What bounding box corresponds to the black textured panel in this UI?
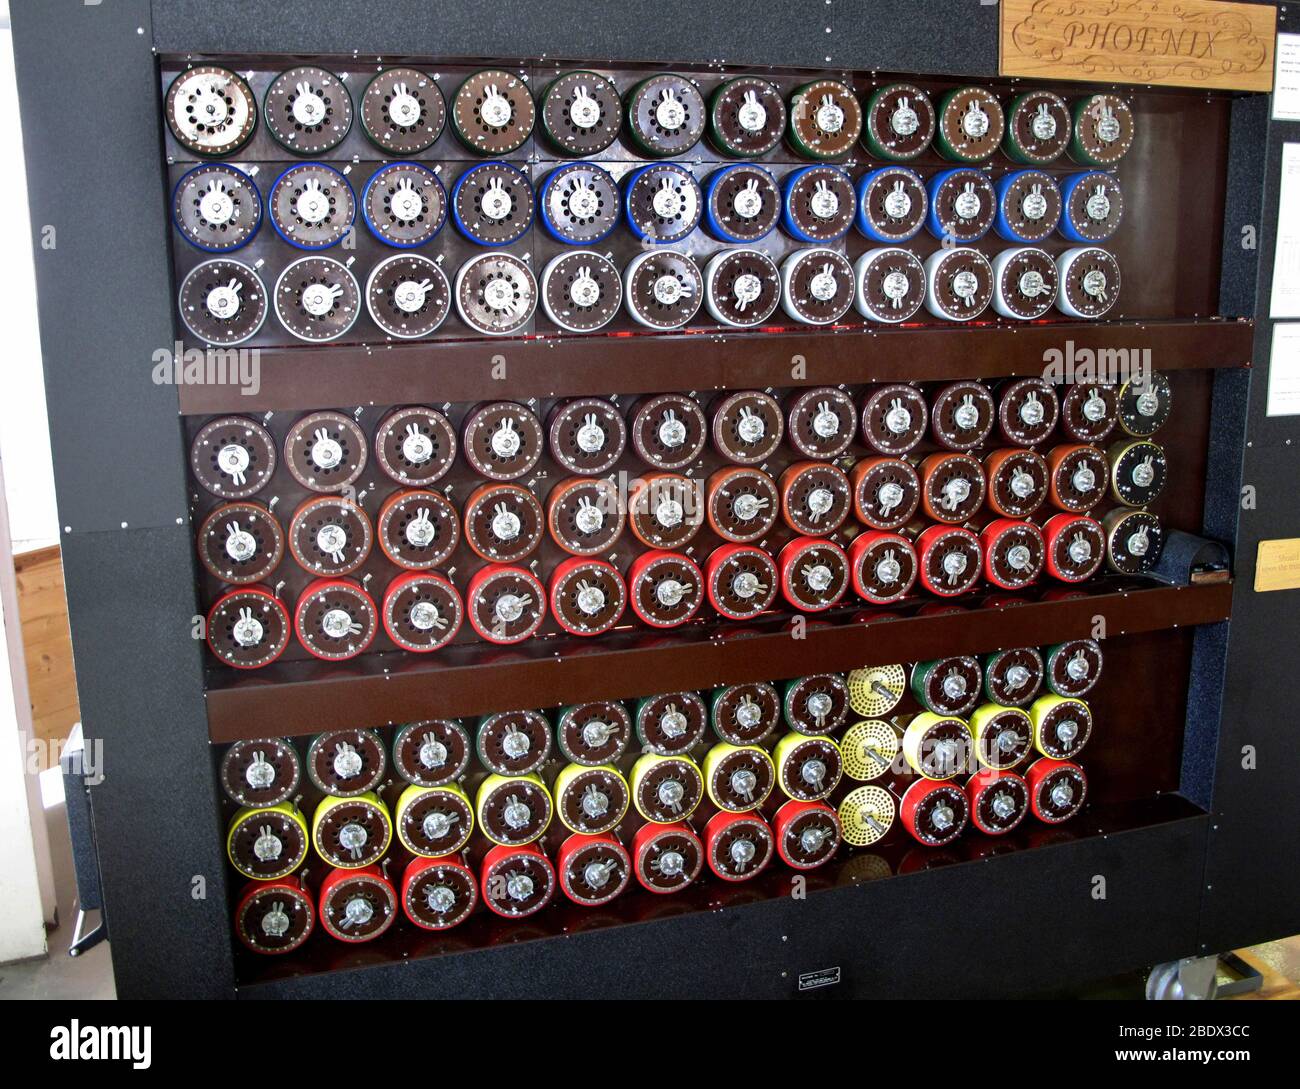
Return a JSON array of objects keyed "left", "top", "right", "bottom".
[
  {"left": 1237, "top": 111, "right": 1300, "bottom": 444},
  {"left": 62, "top": 527, "right": 236, "bottom": 1000},
  {"left": 1179, "top": 621, "right": 1228, "bottom": 811},
  {"left": 151, "top": 0, "right": 999, "bottom": 76},
  {"left": 12, "top": 0, "right": 189, "bottom": 533},
  {"left": 1219, "top": 96, "right": 1268, "bottom": 320},
  {"left": 1202, "top": 368, "right": 1251, "bottom": 548},
  {"left": 59, "top": 726, "right": 103, "bottom": 911},
  {"left": 1201, "top": 585, "right": 1300, "bottom": 952},
  {"left": 1199, "top": 0, "right": 1300, "bottom": 953}
]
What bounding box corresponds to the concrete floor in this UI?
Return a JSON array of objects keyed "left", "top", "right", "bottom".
[{"left": 0, "top": 771, "right": 114, "bottom": 999}]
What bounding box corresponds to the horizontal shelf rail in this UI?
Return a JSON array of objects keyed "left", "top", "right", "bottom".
[
  {"left": 179, "top": 318, "right": 1253, "bottom": 416},
  {"left": 206, "top": 579, "right": 1232, "bottom": 742}
]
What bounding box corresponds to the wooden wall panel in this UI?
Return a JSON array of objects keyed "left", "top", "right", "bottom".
[{"left": 14, "top": 546, "right": 80, "bottom": 768}]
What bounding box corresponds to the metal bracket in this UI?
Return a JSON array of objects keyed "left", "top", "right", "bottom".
[
  {"left": 1146, "top": 953, "right": 1264, "bottom": 1000},
  {"left": 68, "top": 907, "right": 108, "bottom": 958}
]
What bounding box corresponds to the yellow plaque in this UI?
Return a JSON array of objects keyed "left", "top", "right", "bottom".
[
  {"left": 1255, "top": 538, "right": 1300, "bottom": 592},
  {"left": 1000, "top": 0, "right": 1275, "bottom": 93}
]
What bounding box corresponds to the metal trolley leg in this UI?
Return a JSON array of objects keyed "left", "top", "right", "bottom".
[{"left": 1146, "top": 954, "right": 1263, "bottom": 1000}]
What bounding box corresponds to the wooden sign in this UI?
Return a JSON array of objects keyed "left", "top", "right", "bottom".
[{"left": 1000, "top": 0, "right": 1275, "bottom": 93}]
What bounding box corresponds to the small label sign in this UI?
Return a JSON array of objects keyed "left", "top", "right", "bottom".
[
  {"left": 1000, "top": 0, "right": 1275, "bottom": 93},
  {"left": 798, "top": 966, "right": 841, "bottom": 991},
  {"left": 1255, "top": 538, "right": 1300, "bottom": 593}
]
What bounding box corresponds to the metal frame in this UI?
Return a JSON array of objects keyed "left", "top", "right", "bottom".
[{"left": 8, "top": 0, "right": 1292, "bottom": 999}]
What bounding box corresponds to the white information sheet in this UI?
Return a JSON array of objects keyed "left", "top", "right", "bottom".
[
  {"left": 1269, "top": 144, "right": 1300, "bottom": 318},
  {"left": 1267, "top": 323, "right": 1300, "bottom": 417},
  {"left": 1273, "top": 34, "right": 1300, "bottom": 121}
]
